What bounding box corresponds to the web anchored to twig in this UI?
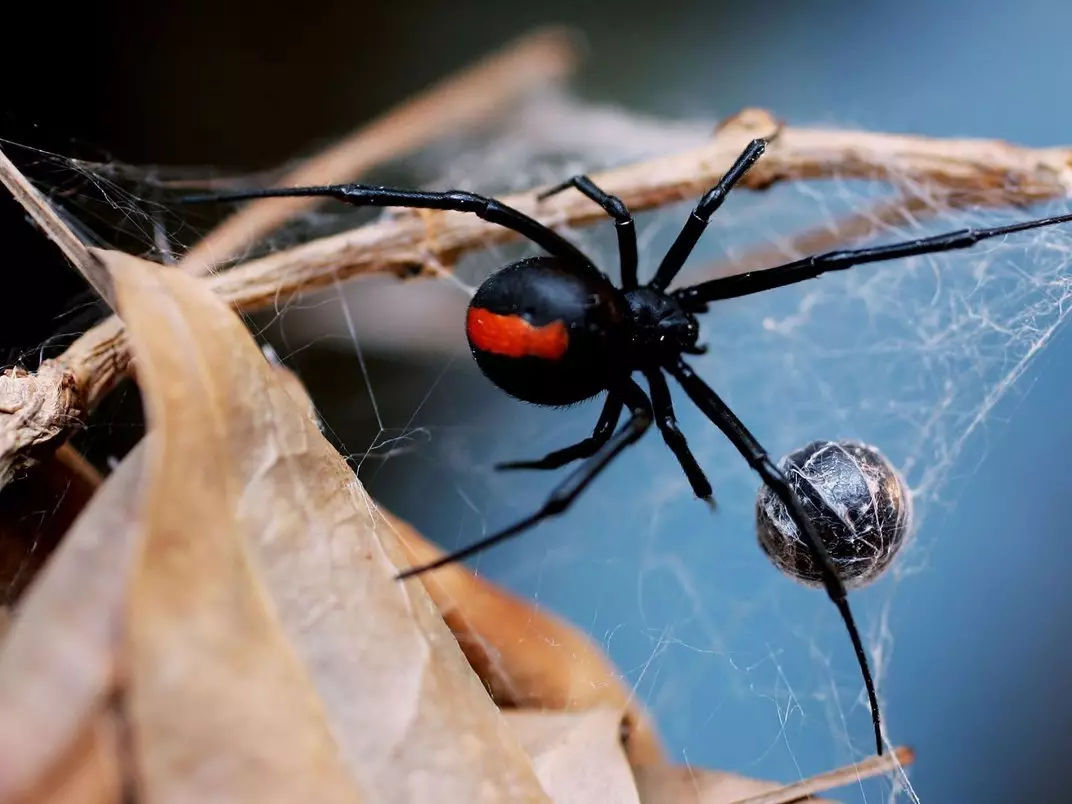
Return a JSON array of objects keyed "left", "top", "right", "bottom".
[{"left": 3, "top": 105, "right": 1072, "bottom": 497}]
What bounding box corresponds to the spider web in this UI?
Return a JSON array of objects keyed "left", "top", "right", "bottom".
[{"left": 10, "top": 88, "right": 1072, "bottom": 803}]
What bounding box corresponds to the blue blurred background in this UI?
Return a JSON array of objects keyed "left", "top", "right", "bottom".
[{"left": 6, "top": 1, "right": 1072, "bottom": 801}]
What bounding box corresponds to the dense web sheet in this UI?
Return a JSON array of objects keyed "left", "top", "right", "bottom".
[{"left": 9, "top": 89, "right": 1072, "bottom": 802}]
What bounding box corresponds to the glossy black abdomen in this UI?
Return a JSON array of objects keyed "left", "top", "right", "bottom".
[{"left": 465, "top": 257, "right": 629, "bottom": 406}]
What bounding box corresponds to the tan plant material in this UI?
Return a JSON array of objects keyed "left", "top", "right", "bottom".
[
  {"left": 0, "top": 246, "right": 917, "bottom": 802},
  {"left": 5, "top": 107, "right": 1072, "bottom": 488},
  {"left": 498, "top": 709, "right": 913, "bottom": 804},
  {"left": 0, "top": 26, "right": 576, "bottom": 490},
  {"left": 388, "top": 511, "right": 664, "bottom": 766},
  {"left": 203, "top": 106, "right": 1072, "bottom": 311},
  {"left": 634, "top": 745, "right": 914, "bottom": 804},
  {"left": 110, "top": 251, "right": 551, "bottom": 802},
  {"left": 0, "top": 436, "right": 145, "bottom": 802},
  {"left": 13, "top": 709, "right": 126, "bottom": 804},
  {"left": 0, "top": 250, "right": 920, "bottom": 803},
  {"left": 506, "top": 709, "right": 641, "bottom": 804}
]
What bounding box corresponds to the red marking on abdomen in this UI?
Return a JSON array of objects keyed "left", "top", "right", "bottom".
[{"left": 466, "top": 307, "right": 569, "bottom": 360}]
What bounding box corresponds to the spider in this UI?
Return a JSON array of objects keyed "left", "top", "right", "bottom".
[{"left": 185, "top": 137, "right": 1072, "bottom": 756}]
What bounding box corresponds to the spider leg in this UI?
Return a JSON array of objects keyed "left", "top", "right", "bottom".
[
  {"left": 675, "top": 210, "right": 1072, "bottom": 309},
  {"left": 181, "top": 184, "right": 598, "bottom": 271},
  {"left": 645, "top": 369, "right": 714, "bottom": 505},
  {"left": 648, "top": 138, "right": 768, "bottom": 292},
  {"left": 664, "top": 356, "right": 883, "bottom": 756},
  {"left": 396, "top": 380, "right": 652, "bottom": 580},
  {"left": 539, "top": 175, "right": 639, "bottom": 290},
  {"left": 496, "top": 393, "right": 623, "bottom": 471}
]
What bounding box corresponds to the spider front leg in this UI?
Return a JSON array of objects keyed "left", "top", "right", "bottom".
[
  {"left": 496, "top": 393, "right": 623, "bottom": 471},
  {"left": 539, "top": 174, "right": 639, "bottom": 290},
  {"left": 645, "top": 369, "right": 714, "bottom": 505},
  {"left": 181, "top": 183, "right": 601, "bottom": 274},
  {"left": 397, "top": 380, "right": 652, "bottom": 580}
]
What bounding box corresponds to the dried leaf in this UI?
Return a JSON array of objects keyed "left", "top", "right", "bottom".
[
  {"left": 17, "top": 709, "right": 125, "bottom": 804},
  {"left": 265, "top": 361, "right": 664, "bottom": 768},
  {"left": 505, "top": 710, "right": 640, "bottom": 804},
  {"left": 120, "top": 290, "right": 365, "bottom": 800},
  {"left": 389, "top": 513, "right": 664, "bottom": 765},
  {"left": 106, "top": 251, "right": 548, "bottom": 803},
  {"left": 0, "top": 441, "right": 145, "bottom": 802}
]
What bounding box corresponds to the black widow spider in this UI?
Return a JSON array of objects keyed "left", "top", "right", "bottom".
[{"left": 185, "top": 137, "right": 1072, "bottom": 756}]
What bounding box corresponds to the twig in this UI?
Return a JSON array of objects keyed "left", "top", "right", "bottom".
[
  {"left": 204, "top": 107, "right": 1072, "bottom": 310},
  {"left": 5, "top": 107, "right": 1072, "bottom": 488},
  {"left": 729, "top": 745, "right": 915, "bottom": 804},
  {"left": 0, "top": 150, "right": 114, "bottom": 307},
  {"left": 178, "top": 26, "right": 579, "bottom": 273}
]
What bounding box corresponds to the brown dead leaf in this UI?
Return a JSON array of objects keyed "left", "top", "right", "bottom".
[
  {"left": 106, "top": 251, "right": 548, "bottom": 803},
  {"left": 119, "top": 278, "right": 364, "bottom": 800},
  {"left": 388, "top": 513, "right": 664, "bottom": 766},
  {"left": 0, "top": 441, "right": 145, "bottom": 802},
  {"left": 266, "top": 357, "right": 664, "bottom": 768},
  {"left": 17, "top": 708, "right": 125, "bottom": 804},
  {"left": 506, "top": 709, "right": 641, "bottom": 804}
]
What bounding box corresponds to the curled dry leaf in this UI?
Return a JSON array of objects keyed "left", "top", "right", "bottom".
[
  {"left": 105, "top": 251, "right": 548, "bottom": 803},
  {"left": 385, "top": 512, "right": 664, "bottom": 766},
  {"left": 265, "top": 356, "right": 664, "bottom": 766},
  {"left": 17, "top": 708, "right": 125, "bottom": 804},
  {"left": 0, "top": 438, "right": 144, "bottom": 802},
  {"left": 0, "top": 362, "right": 87, "bottom": 489},
  {"left": 505, "top": 709, "right": 640, "bottom": 804}
]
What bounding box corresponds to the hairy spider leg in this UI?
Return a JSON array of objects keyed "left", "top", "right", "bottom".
[
  {"left": 396, "top": 380, "right": 653, "bottom": 580},
  {"left": 496, "top": 393, "right": 624, "bottom": 471},
  {"left": 648, "top": 138, "right": 768, "bottom": 292},
  {"left": 664, "top": 356, "right": 883, "bottom": 756},
  {"left": 644, "top": 368, "right": 713, "bottom": 503},
  {"left": 675, "top": 210, "right": 1072, "bottom": 308},
  {"left": 182, "top": 184, "right": 600, "bottom": 274},
  {"left": 538, "top": 175, "right": 640, "bottom": 290}
]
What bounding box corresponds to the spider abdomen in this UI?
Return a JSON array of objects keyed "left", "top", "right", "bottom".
[{"left": 466, "top": 256, "right": 629, "bottom": 406}]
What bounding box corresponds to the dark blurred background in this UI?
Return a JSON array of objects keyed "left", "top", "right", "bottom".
[{"left": 5, "top": 2, "right": 1072, "bottom": 801}]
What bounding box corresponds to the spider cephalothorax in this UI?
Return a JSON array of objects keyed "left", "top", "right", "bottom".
[{"left": 185, "top": 137, "right": 1072, "bottom": 756}]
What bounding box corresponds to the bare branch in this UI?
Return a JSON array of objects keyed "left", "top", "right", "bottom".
[
  {"left": 208, "top": 108, "right": 1072, "bottom": 310},
  {"left": 728, "top": 745, "right": 915, "bottom": 804}
]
